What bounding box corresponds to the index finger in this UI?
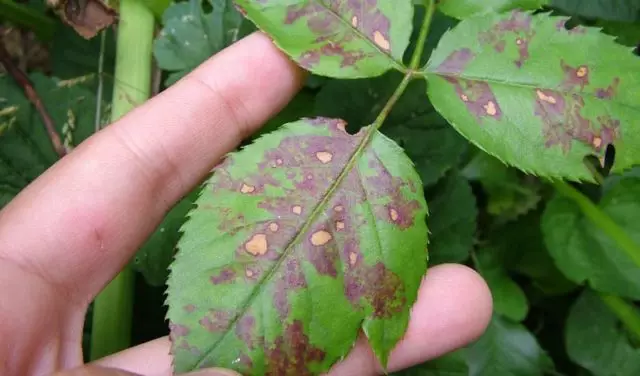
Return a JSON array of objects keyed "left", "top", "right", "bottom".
[{"left": 0, "top": 32, "right": 305, "bottom": 302}]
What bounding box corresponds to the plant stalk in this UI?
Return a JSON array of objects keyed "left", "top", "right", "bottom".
[
  {"left": 0, "top": 0, "right": 56, "bottom": 41},
  {"left": 90, "top": 0, "right": 154, "bottom": 360},
  {"left": 552, "top": 180, "right": 640, "bottom": 269},
  {"left": 409, "top": 0, "right": 436, "bottom": 70},
  {"left": 599, "top": 292, "right": 640, "bottom": 343}
]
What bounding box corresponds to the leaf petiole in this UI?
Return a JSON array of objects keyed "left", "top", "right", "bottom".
[
  {"left": 598, "top": 292, "right": 640, "bottom": 343},
  {"left": 551, "top": 180, "right": 640, "bottom": 269},
  {"left": 409, "top": 0, "right": 436, "bottom": 70}
]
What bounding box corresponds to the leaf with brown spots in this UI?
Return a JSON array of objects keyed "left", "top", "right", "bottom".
[
  {"left": 424, "top": 10, "right": 640, "bottom": 181},
  {"left": 232, "top": 0, "right": 414, "bottom": 78},
  {"left": 51, "top": 0, "right": 118, "bottom": 39},
  {"left": 438, "top": 0, "right": 549, "bottom": 20},
  {"left": 167, "top": 118, "right": 428, "bottom": 374}
]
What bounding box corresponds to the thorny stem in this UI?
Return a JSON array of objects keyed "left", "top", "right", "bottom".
[
  {"left": 552, "top": 180, "right": 640, "bottom": 269},
  {"left": 409, "top": 0, "right": 436, "bottom": 70},
  {"left": 598, "top": 292, "right": 640, "bottom": 343},
  {"left": 0, "top": 39, "right": 68, "bottom": 157}
]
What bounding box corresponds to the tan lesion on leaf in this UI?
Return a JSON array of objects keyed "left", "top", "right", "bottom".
[
  {"left": 336, "top": 221, "right": 345, "bottom": 231},
  {"left": 240, "top": 183, "right": 256, "bottom": 194},
  {"left": 536, "top": 90, "right": 557, "bottom": 104},
  {"left": 310, "top": 230, "right": 332, "bottom": 246},
  {"left": 373, "top": 30, "right": 390, "bottom": 51},
  {"left": 334, "top": 205, "right": 344, "bottom": 212},
  {"left": 576, "top": 66, "right": 588, "bottom": 78},
  {"left": 351, "top": 16, "right": 358, "bottom": 27},
  {"left": 389, "top": 208, "right": 399, "bottom": 222},
  {"left": 245, "top": 234, "right": 268, "bottom": 256},
  {"left": 269, "top": 222, "right": 279, "bottom": 232},
  {"left": 484, "top": 101, "right": 498, "bottom": 116},
  {"left": 315, "top": 151, "right": 333, "bottom": 164},
  {"left": 292, "top": 205, "right": 303, "bottom": 215}
]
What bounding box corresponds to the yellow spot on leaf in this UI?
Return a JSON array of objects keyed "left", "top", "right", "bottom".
[
  {"left": 484, "top": 101, "right": 497, "bottom": 116},
  {"left": 576, "top": 66, "right": 588, "bottom": 78},
  {"left": 351, "top": 16, "right": 358, "bottom": 27},
  {"left": 516, "top": 38, "right": 523, "bottom": 45},
  {"left": 373, "top": 31, "right": 390, "bottom": 51},
  {"left": 246, "top": 269, "right": 254, "bottom": 277},
  {"left": 245, "top": 234, "right": 268, "bottom": 256},
  {"left": 349, "top": 251, "right": 358, "bottom": 266},
  {"left": 536, "top": 90, "right": 557, "bottom": 104},
  {"left": 269, "top": 222, "right": 279, "bottom": 232},
  {"left": 336, "top": 221, "right": 345, "bottom": 231},
  {"left": 311, "top": 230, "right": 332, "bottom": 246},
  {"left": 240, "top": 183, "right": 255, "bottom": 194},
  {"left": 460, "top": 94, "right": 469, "bottom": 102},
  {"left": 389, "top": 208, "right": 399, "bottom": 222},
  {"left": 316, "top": 151, "right": 333, "bottom": 164},
  {"left": 593, "top": 136, "right": 602, "bottom": 148},
  {"left": 292, "top": 205, "right": 302, "bottom": 215}
]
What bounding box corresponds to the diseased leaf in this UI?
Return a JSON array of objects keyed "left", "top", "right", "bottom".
[
  {"left": 391, "top": 350, "right": 469, "bottom": 376},
  {"left": 425, "top": 11, "right": 640, "bottom": 181},
  {"left": 0, "top": 73, "right": 106, "bottom": 209},
  {"left": 462, "top": 149, "right": 541, "bottom": 222},
  {"left": 50, "top": 0, "right": 118, "bottom": 39},
  {"left": 153, "top": 0, "right": 252, "bottom": 86},
  {"left": 426, "top": 172, "right": 477, "bottom": 264},
  {"left": 474, "top": 247, "right": 528, "bottom": 322},
  {"left": 466, "top": 315, "right": 554, "bottom": 376},
  {"left": 167, "top": 118, "right": 428, "bottom": 374},
  {"left": 315, "top": 71, "right": 467, "bottom": 186},
  {"left": 542, "top": 177, "right": 640, "bottom": 299},
  {"left": 438, "top": 0, "right": 549, "bottom": 20},
  {"left": 566, "top": 289, "right": 640, "bottom": 376},
  {"left": 234, "top": 0, "right": 414, "bottom": 78},
  {"left": 551, "top": 0, "right": 640, "bottom": 22}
]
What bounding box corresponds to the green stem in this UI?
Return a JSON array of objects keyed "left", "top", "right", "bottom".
[
  {"left": 552, "top": 180, "right": 640, "bottom": 269},
  {"left": 409, "top": 0, "right": 436, "bottom": 70},
  {"left": 0, "top": 0, "right": 56, "bottom": 41},
  {"left": 598, "top": 292, "right": 640, "bottom": 343},
  {"left": 374, "top": 73, "right": 413, "bottom": 130},
  {"left": 90, "top": 0, "right": 154, "bottom": 360}
]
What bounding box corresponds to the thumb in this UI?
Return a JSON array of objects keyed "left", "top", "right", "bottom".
[{"left": 53, "top": 365, "right": 242, "bottom": 376}]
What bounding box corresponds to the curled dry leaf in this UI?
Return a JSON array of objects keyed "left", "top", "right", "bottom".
[
  {"left": 48, "top": 0, "right": 118, "bottom": 39},
  {"left": 167, "top": 118, "right": 428, "bottom": 375}
]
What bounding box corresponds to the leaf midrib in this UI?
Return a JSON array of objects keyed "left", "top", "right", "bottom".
[
  {"left": 192, "top": 124, "right": 379, "bottom": 369},
  {"left": 424, "top": 71, "right": 640, "bottom": 112}
]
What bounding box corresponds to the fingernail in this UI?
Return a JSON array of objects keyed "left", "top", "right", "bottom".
[{"left": 184, "top": 368, "right": 242, "bottom": 376}]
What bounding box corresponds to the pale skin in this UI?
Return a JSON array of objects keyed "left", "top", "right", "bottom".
[{"left": 0, "top": 33, "right": 493, "bottom": 376}]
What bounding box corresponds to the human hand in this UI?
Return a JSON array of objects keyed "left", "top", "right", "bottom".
[{"left": 0, "top": 33, "right": 492, "bottom": 376}]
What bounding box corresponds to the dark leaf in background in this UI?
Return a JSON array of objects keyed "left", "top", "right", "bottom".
[
  {"left": 551, "top": 0, "right": 640, "bottom": 22},
  {"left": 466, "top": 315, "right": 554, "bottom": 376},
  {"left": 153, "top": 0, "right": 253, "bottom": 86},
  {"left": 566, "top": 289, "right": 640, "bottom": 376},
  {"left": 392, "top": 350, "right": 469, "bottom": 376},
  {"left": 426, "top": 171, "right": 477, "bottom": 264},
  {"left": 474, "top": 247, "right": 528, "bottom": 322},
  {"left": 52, "top": 0, "right": 118, "bottom": 39},
  {"left": 542, "top": 177, "right": 640, "bottom": 299},
  {"left": 0, "top": 73, "right": 105, "bottom": 208},
  {"left": 462, "top": 150, "right": 541, "bottom": 223},
  {"left": 315, "top": 71, "right": 467, "bottom": 187},
  {"left": 438, "top": 0, "right": 548, "bottom": 20}
]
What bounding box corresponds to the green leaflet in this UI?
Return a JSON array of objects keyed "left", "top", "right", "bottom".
[
  {"left": 566, "top": 290, "right": 640, "bottom": 376},
  {"left": 315, "top": 71, "right": 467, "bottom": 186},
  {"left": 551, "top": 0, "right": 640, "bottom": 22},
  {"left": 167, "top": 118, "right": 428, "bottom": 374},
  {"left": 466, "top": 315, "right": 554, "bottom": 376},
  {"left": 473, "top": 248, "right": 528, "bottom": 322},
  {"left": 153, "top": 0, "right": 251, "bottom": 86},
  {"left": 438, "top": 0, "right": 549, "bottom": 20},
  {"left": 234, "top": 0, "right": 414, "bottom": 78},
  {"left": 542, "top": 177, "right": 640, "bottom": 299},
  {"left": 425, "top": 10, "right": 640, "bottom": 181}
]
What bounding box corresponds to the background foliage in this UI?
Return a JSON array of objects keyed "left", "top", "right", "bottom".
[{"left": 1, "top": 0, "right": 639, "bottom": 375}]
